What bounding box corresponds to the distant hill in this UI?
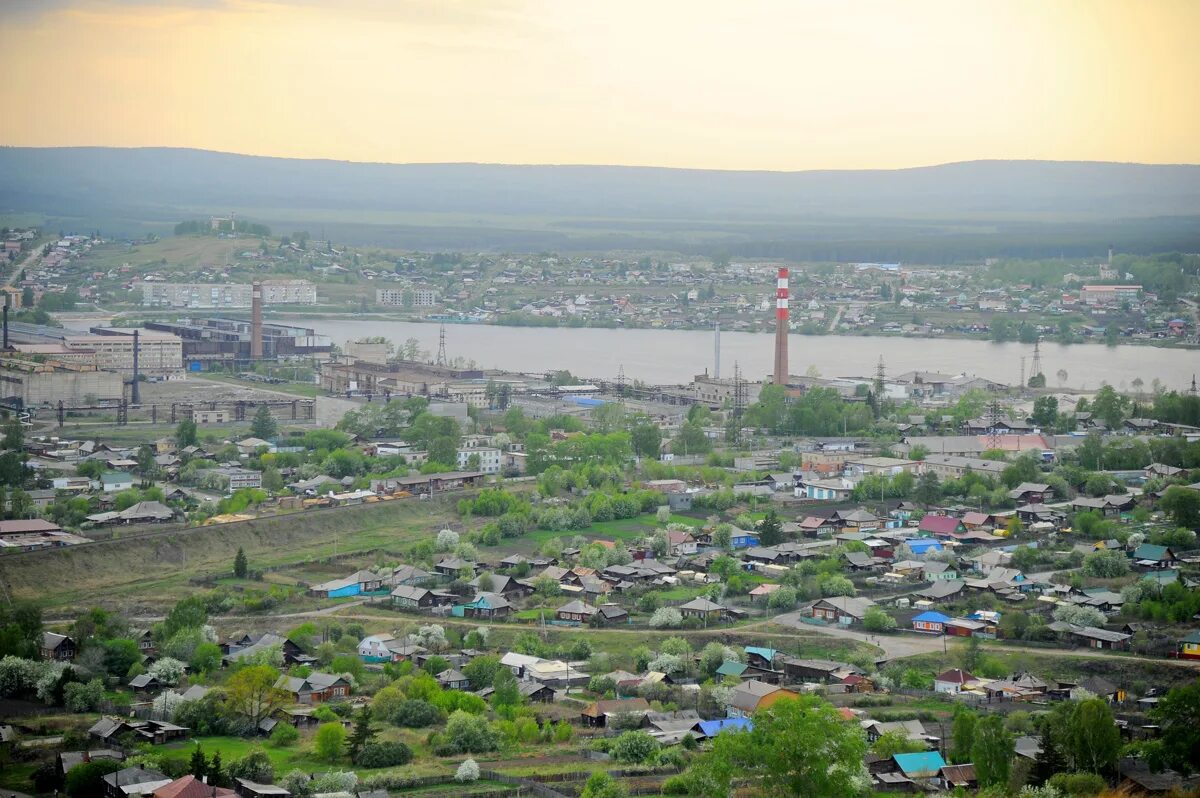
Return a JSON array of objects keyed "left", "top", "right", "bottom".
[{"left": 2, "top": 146, "right": 1199, "bottom": 258}]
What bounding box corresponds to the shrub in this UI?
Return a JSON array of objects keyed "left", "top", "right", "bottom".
[
  {"left": 610, "top": 730, "right": 660, "bottom": 764},
  {"left": 314, "top": 721, "right": 347, "bottom": 763},
  {"left": 1047, "top": 772, "right": 1106, "bottom": 797},
  {"left": 64, "top": 678, "right": 105, "bottom": 712},
  {"left": 394, "top": 699, "right": 443, "bottom": 728},
  {"left": 455, "top": 758, "right": 480, "bottom": 782},
  {"left": 269, "top": 723, "right": 299, "bottom": 747},
  {"left": 649, "top": 608, "right": 682, "bottom": 629},
  {"left": 227, "top": 750, "right": 274, "bottom": 784},
  {"left": 766, "top": 586, "right": 798, "bottom": 610},
  {"left": 356, "top": 741, "right": 413, "bottom": 768},
  {"left": 444, "top": 710, "right": 499, "bottom": 753},
  {"left": 863, "top": 607, "right": 898, "bottom": 632}
]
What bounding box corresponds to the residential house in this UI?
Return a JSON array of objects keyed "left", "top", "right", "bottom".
[
  {"left": 1177, "top": 630, "right": 1200, "bottom": 660},
  {"left": 893, "top": 751, "right": 948, "bottom": 780},
  {"left": 597, "top": 604, "right": 629, "bottom": 625},
  {"left": 459, "top": 592, "right": 512, "bottom": 619},
  {"left": 308, "top": 570, "right": 385, "bottom": 598},
  {"left": 728, "top": 680, "right": 799, "bottom": 719},
  {"left": 912, "top": 611, "right": 951, "bottom": 634},
  {"left": 436, "top": 669, "right": 470, "bottom": 690},
  {"left": 152, "top": 775, "right": 236, "bottom": 798},
  {"left": 390, "top": 585, "right": 445, "bottom": 610},
  {"left": 101, "top": 471, "right": 135, "bottom": 492},
  {"left": 1008, "top": 482, "right": 1052, "bottom": 504},
  {"left": 389, "top": 564, "right": 433, "bottom": 587},
  {"left": 678, "top": 597, "right": 730, "bottom": 623},
  {"left": 128, "top": 674, "right": 163, "bottom": 695},
  {"left": 273, "top": 672, "right": 352, "bottom": 704},
  {"left": 919, "top": 514, "right": 965, "bottom": 537},
  {"left": 934, "top": 669, "right": 975, "bottom": 694},
  {"left": 102, "top": 766, "right": 172, "bottom": 798},
  {"left": 923, "top": 561, "right": 958, "bottom": 581},
  {"left": 434, "top": 557, "right": 477, "bottom": 578},
  {"left": 580, "top": 697, "right": 651, "bottom": 727},
  {"left": 556, "top": 599, "right": 599, "bottom": 623},
  {"left": 808, "top": 596, "right": 876, "bottom": 625},
  {"left": 939, "top": 764, "right": 978, "bottom": 791},
  {"left": 1132, "top": 544, "right": 1177, "bottom": 569},
  {"left": 41, "top": 632, "right": 76, "bottom": 661}
]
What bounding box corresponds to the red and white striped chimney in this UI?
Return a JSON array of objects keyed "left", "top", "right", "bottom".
[{"left": 773, "top": 267, "right": 789, "bottom": 385}]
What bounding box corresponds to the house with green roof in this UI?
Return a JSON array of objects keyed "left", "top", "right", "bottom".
[{"left": 1131, "top": 543, "right": 1177, "bottom": 568}]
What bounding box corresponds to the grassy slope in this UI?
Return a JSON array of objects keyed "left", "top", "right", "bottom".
[{"left": 0, "top": 498, "right": 458, "bottom": 609}]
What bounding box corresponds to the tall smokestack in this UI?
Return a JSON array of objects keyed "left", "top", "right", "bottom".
[
  {"left": 131, "top": 329, "right": 141, "bottom": 404},
  {"left": 713, "top": 322, "right": 720, "bottom": 379},
  {"left": 3, "top": 301, "right": 8, "bottom": 351},
  {"left": 773, "top": 267, "right": 789, "bottom": 385},
  {"left": 251, "top": 281, "right": 263, "bottom": 360}
]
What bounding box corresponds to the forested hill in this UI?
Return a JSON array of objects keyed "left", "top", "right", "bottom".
[{"left": 2, "top": 146, "right": 1199, "bottom": 257}]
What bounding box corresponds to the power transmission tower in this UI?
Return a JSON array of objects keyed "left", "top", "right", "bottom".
[
  {"left": 1030, "top": 338, "right": 1043, "bottom": 381},
  {"left": 1191, "top": 374, "right": 1198, "bottom": 396},
  {"left": 616, "top": 365, "right": 627, "bottom": 398},
  {"left": 874, "top": 355, "right": 885, "bottom": 398},
  {"left": 435, "top": 323, "right": 448, "bottom": 367},
  {"left": 733, "top": 362, "right": 747, "bottom": 417},
  {"left": 1020, "top": 356, "right": 1026, "bottom": 392},
  {"left": 986, "top": 400, "right": 1003, "bottom": 451}
]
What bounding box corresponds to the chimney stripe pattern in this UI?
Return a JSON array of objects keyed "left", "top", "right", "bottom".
[{"left": 773, "top": 267, "right": 789, "bottom": 385}]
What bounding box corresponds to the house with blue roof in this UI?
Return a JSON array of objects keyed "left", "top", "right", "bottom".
[
  {"left": 893, "top": 751, "right": 947, "bottom": 779},
  {"left": 744, "top": 646, "right": 777, "bottom": 668},
  {"left": 912, "top": 611, "right": 952, "bottom": 634},
  {"left": 692, "top": 717, "right": 753, "bottom": 739},
  {"left": 907, "top": 538, "right": 943, "bottom": 557}
]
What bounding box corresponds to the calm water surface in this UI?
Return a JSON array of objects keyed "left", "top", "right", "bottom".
[{"left": 289, "top": 318, "right": 1197, "bottom": 391}]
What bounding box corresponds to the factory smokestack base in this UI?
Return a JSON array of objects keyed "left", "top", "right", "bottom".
[
  {"left": 773, "top": 267, "right": 789, "bottom": 385},
  {"left": 251, "top": 282, "right": 264, "bottom": 359}
]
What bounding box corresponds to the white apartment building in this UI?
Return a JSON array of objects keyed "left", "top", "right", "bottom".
[
  {"left": 457, "top": 447, "right": 502, "bottom": 474},
  {"left": 142, "top": 280, "right": 316, "bottom": 308}
]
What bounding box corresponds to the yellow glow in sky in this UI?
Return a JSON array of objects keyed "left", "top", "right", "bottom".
[{"left": 1, "top": 0, "right": 1197, "bottom": 169}]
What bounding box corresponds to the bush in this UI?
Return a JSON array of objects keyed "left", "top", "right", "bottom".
[
  {"left": 649, "top": 607, "right": 682, "bottom": 628},
  {"left": 227, "top": 750, "right": 274, "bottom": 784},
  {"left": 455, "top": 758, "right": 480, "bottom": 782},
  {"left": 356, "top": 741, "right": 413, "bottom": 768},
  {"left": 64, "top": 678, "right": 105, "bottom": 712},
  {"left": 269, "top": 723, "right": 299, "bottom": 747},
  {"left": 610, "top": 730, "right": 660, "bottom": 764},
  {"left": 314, "top": 721, "right": 346, "bottom": 762},
  {"left": 1081, "top": 549, "right": 1129, "bottom": 578},
  {"left": 394, "top": 699, "right": 443, "bottom": 728},
  {"left": 444, "top": 710, "right": 498, "bottom": 754},
  {"left": 1048, "top": 772, "right": 1106, "bottom": 797},
  {"left": 863, "top": 607, "right": 898, "bottom": 632}
]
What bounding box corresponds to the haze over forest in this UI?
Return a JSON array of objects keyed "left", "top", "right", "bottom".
[{"left": 3, "top": 147, "right": 1200, "bottom": 260}]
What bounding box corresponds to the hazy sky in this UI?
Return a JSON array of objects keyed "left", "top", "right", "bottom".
[{"left": 2, "top": 0, "right": 1197, "bottom": 170}]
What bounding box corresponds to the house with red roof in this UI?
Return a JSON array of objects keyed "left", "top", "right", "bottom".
[{"left": 918, "top": 514, "right": 965, "bottom": 536}]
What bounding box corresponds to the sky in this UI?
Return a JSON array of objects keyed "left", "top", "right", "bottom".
[{"left": 1, "top": 0, "right": 1198, "bottom": 170}]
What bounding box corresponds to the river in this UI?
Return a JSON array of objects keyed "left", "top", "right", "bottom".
[{"left": 278, "top": 318, "right": 1195, "bottom": 391}]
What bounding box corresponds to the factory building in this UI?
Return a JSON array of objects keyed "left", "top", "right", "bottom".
[
  {"left": 142, "top": 318, "right": 332, "bottom": 365},
  {"left": 0, "top": 358, "right": 123, "bottom": 406}
]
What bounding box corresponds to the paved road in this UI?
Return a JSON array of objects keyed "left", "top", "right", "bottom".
[
  {"left": 773, "top": 611, "right": 1200, "bottom": 669},
  {"left": 774, "top": 611, "right": 943, "bottom": 659},
  {"left": 4, "top": 246, "right": 41, "bottom": 288}
]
